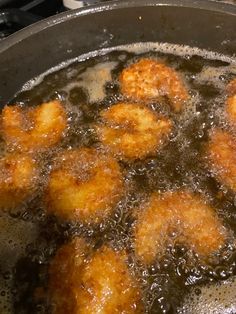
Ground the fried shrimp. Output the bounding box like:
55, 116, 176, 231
134, 191, 226, 265
96, 103, 172, 160
1, 100, 67, 152
48, 237, 91, 314
207, 128, 236, 192
226, 78, 236, 127
49, 239, 142, 314
119, 58, 189, 112
0, 153, 37, 208
46, 148, 124, 223
77, 246, 143, 313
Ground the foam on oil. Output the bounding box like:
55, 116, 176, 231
179, 277, 236, 314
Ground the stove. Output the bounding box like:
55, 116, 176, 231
0, 0, 235, 41
0, 0, 64, 40
0, 0, 114, 40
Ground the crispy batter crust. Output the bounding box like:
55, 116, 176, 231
120, 59, 189, 112
46, 148, 124, 223
134, 190, 226, 265
96, 102, 172, 160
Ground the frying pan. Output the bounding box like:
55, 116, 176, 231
0, 0, 236, 313
0, 0, 236, 105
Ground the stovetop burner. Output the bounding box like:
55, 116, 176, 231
0, 0, 64, 40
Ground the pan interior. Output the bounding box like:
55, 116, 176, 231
0, 41, 236, 313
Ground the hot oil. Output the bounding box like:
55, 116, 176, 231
0, 42, 236, 313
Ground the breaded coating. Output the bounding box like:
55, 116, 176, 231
207, 128, 236, 192
48, 237, 91, 314
226, 78, 236, 127
120, 58, 189, 112
134, 191, 226, 265
49, 240, 143, 314
96, 103, 172, 160
77, 246, 143, 313
0, 153, 37, 208
227, 78, 236, 96
1, 100, 67, 152
46, 148, 124, 223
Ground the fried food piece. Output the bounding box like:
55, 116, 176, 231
49, 239, 143, 314
0, 153, 37, 208
227, 78, 236, 96
134, 191, 226, 265
77, 246, 143, 313
1, 100, 67, 152
120, 58, 189, 112
48, 237, 91, 314
46, 148, 124, 223
207, 128, 236, 192
226, 78, 236, 127
96, 103, 172, 160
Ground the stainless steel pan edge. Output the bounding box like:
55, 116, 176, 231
0, 0, 235, 103
0, 0, 236, 53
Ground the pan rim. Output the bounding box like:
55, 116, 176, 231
0, 0, 235, 54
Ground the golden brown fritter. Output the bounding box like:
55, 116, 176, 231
49, 239, 143, 314
77, 246, 143, 313
134, 191, 226, 265
48, 237, 91, 314
227, 78, 236, 96
1, 100, 67, 153
0, 153, 38, 208
207, 128, 236, 192
226, 78, 236, 127
96, 103, 172, 160
119, 58, 189, 112
46, 148, 124, 223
